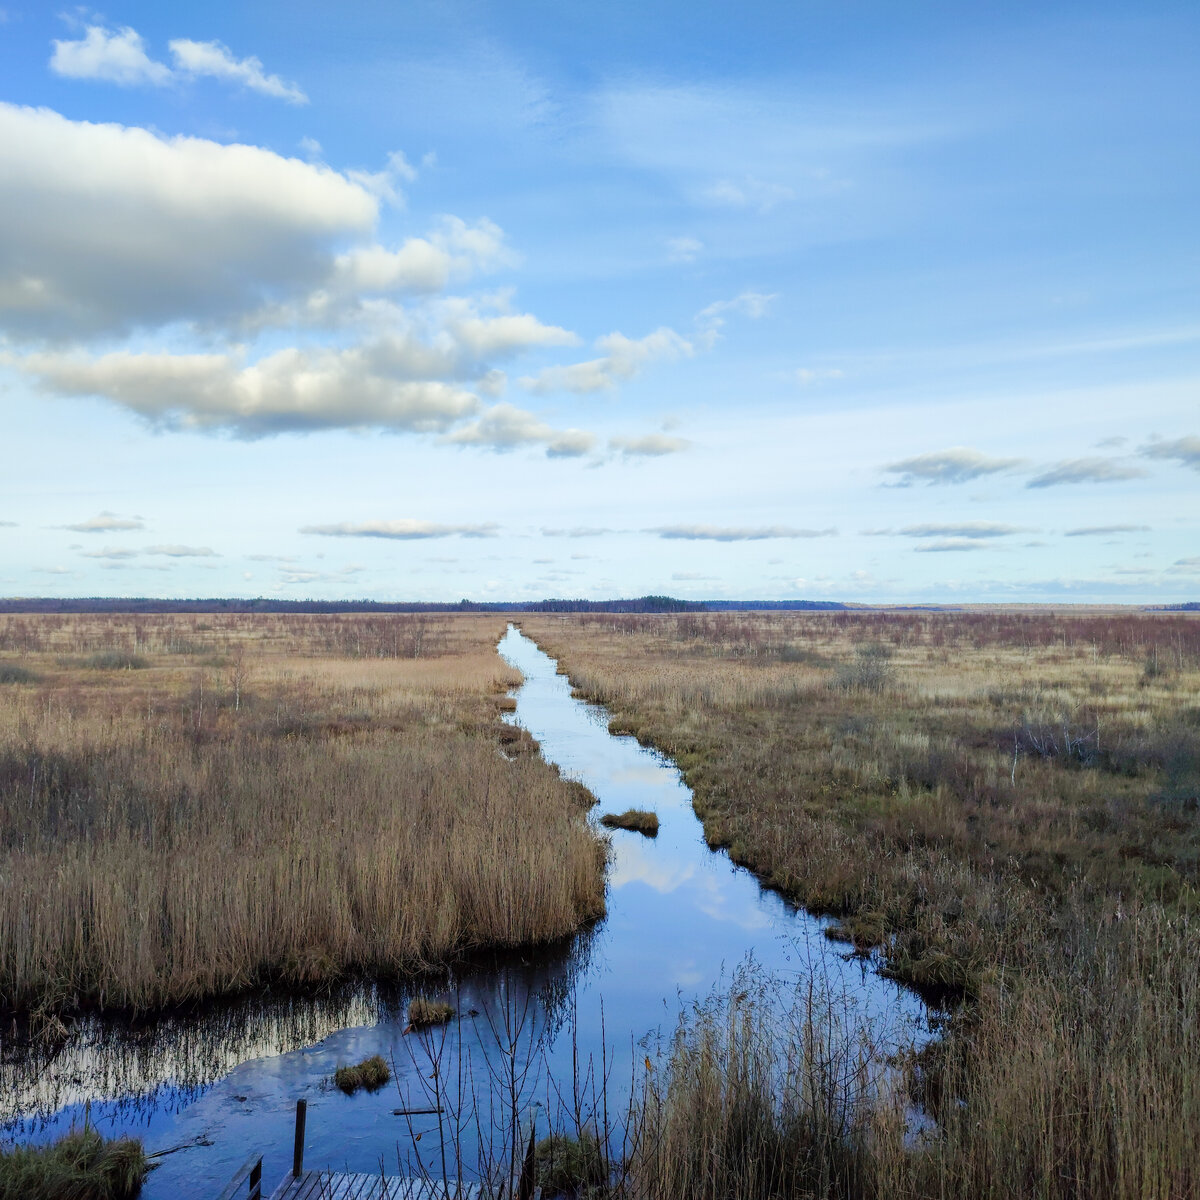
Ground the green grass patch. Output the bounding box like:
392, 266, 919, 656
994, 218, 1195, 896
0, 664, 36, 684
0, 1128, 148, 1200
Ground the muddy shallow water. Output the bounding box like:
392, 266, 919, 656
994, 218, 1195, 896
1, 627, 929, 1195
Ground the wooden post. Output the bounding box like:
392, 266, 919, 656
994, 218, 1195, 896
293, 1099, 307, 1178
517, 1117, 537, 1200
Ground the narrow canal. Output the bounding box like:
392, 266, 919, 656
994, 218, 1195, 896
1, 627, 929, 1195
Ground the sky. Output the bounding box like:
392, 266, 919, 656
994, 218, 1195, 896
0, 1, 1197, 604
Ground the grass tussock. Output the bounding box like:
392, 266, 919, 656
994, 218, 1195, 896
600, 810, 660, 837
0, 1127, 148, 1200
535, 1131, 607, 1197
521, 608, 1200, 1199
333, 1053, 391, 1094
0, 664, 36, 685
0, 614, 605, 1020
407, 997, 455, 1029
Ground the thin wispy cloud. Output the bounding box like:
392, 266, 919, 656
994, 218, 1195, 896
650, 525, 836, 541
913, 539, 990, 553
882, 447, 1025, 486
541, 527, 614, 537
444, 404, 596, 457
1064, 525, 1152, 537
1140, 435, 1200, 472
145, 544, 219, 557
300, 520, 500, 539
520, 328, 691, 395
870, 523, 1027, 539
1026, 458, 1147, 488
608, 434, 690, 457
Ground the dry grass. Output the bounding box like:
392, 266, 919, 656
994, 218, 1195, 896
0, 1127, 148, 1200
519, 609, 1200, 1200
0, 613, 605, 1021
599, 810, 660, 837
407, 996, 456, 1029
333, 1053, 391, 1094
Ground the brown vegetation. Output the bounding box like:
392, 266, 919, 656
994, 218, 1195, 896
333, 1053, 391, 1094
407, 996, 456, 1029
0, 613, 605, 1022
519, 609, 1200, 1199
599, 810, 660, 837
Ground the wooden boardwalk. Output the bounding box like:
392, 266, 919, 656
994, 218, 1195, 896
269, 1172, 483, 1200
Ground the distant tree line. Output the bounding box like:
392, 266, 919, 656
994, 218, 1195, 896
0, 595, 851, 615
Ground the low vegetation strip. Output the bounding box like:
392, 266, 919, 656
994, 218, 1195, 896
599, 809, 660, 836
521, 609, 1200, 1200
0, 614, 605, 1021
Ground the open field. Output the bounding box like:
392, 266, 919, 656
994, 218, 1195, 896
520, 609, 1200, 1199
0, 613, 605, 1023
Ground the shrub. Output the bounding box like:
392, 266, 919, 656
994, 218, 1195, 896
833, 643, 894, 693
0, 664, 35, 684
333, 1053, 391, 1094
83, 652, 149, 671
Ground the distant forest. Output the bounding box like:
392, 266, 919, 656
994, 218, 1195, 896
0, 595, 850, 615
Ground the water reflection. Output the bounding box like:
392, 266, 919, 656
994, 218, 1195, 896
0, 627, 928, 1197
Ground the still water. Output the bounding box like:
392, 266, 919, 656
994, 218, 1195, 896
1, 627, 928, 1194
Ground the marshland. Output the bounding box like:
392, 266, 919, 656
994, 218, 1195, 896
0, 608, 1197, 1199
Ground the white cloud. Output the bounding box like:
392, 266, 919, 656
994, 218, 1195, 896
50, 25, 172, 87
1064, 525, 1152, 537
695, 291, 776, 346
145, 544, 219, 557
894, 522, 1027, 539
80, 546, 139, 560
520, 327, 691, 394
541, 527, 613, 537
650, 525, 836, 541
300, 521, 499, 539
168, 38, 307, 105
701, 177, 795, 212
444, 403, 596, 457
1140, 435, 1200, 472
1026, 457, 1148, 488
60, 511, 144, 533
883, 447, 1025, 486
0, 102, 376, 340
50, 23, 306, 103
19, 344, 481, 437
913, 539, 989, 553
667, 236, 703, 263
793, 367, 844, 385
608, 434, 690, 457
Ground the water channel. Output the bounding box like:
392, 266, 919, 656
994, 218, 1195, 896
1, 627, 930, 1194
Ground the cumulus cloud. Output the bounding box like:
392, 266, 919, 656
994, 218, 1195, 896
19, 344, 481, 437
1026, 458, 1148, 488
168, 38, 307, 104
444, 403, 597, 457
0, 102, 375, 340
608, 434, 690, 457
520, 327, 691, 395
60, 511, 144, 533
300, 520, 499, 539
1140, 435, 1200, 472
50, 24, 172, 86
882, 447, 1025, 486
1064, 525, 1152, 537
650, 525, 836, 541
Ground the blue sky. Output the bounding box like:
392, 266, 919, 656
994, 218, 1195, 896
0, 1, 1197, 602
